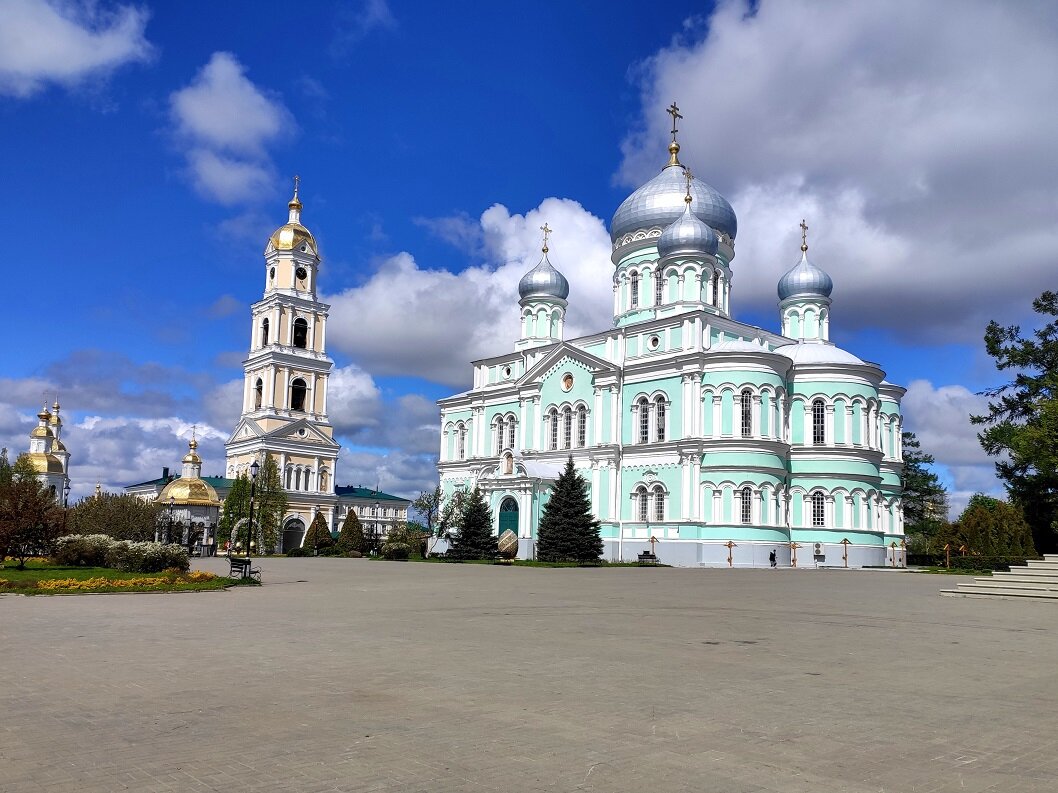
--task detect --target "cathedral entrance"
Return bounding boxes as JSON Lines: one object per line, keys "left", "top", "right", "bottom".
{"left": 499, "top": 497, "right": 519, "bottom": 536}
{"left": 282, "top": 518, "right": 306, "bottom": 553}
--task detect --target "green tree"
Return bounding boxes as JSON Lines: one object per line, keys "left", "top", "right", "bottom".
{"left": 413, "top": 487, "right": 442, "bottom": 536}
{"left": 219, "top": 474, "right": 250, "bottom": 548}
{"left": 251, "top": 454, "right": 287, "bottom": 554}
{"left": 336, "top": 510, "right": 366, "bottom": 554}
{"left": 303, "top": 511, "right": 334, "bottom": 553}
{"left": 972, "top": 290, "right": 1058, "bottom": 552}
{"left": 67, "top": 493, "right": 159, "bottom": 541}
{"left": 438, "top": 487, "right": 470, "bottom": 539}
{"left": 536, "top": 456, "right": 603, "bottom": 563}
{"left": 381, "top": 521, "right": 415, "bottom": 560}
{"left": 935, "top": 494, "right": 1036, "bottom": 557}
{"left": 0, "top": 454, "right": 62, "bottom": 568}
{"left": 450, "top": 487, "right": 497, "bottom": 560}
{"left": 900, "top": 432, "right": 950, "bottom": 552}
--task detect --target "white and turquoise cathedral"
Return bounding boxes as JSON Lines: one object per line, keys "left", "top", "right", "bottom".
{"left": 438, "top": 110, "right": 906, "bottom": 567}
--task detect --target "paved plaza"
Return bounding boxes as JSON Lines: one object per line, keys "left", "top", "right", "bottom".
{"left": 2, "top": 559, "right": 1057, "bottom": 793}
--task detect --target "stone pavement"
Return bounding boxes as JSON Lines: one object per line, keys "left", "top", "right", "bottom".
{"left": 2, "top": 559, "right": 1057, "bottom": 792}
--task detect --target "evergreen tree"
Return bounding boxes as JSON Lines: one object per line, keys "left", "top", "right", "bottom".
{"left": 303, "top": 511, "right": 334, "bottom": 553}
{"left": 336, "top": 510, "right": 366, "bottom": 553}
{"left": 900, "top": 432, "right": 950, "bottom": 551}
{"left": 450, "top": 487, "right": 497, "bottom": 560}
{"left": 536, "top": 456, "right": 603, "bottom": 563}
{"left": 253, "top": 453, "right": 287, "bottom": 554}
{"left": 972, "top": 290, "right": 1058, "bottom": 552}
{"left": 935, "top": 494, "right": 1036, "bottom": 556}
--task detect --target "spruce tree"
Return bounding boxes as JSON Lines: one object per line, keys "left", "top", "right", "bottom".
{"left": 536, "top": 456, "right": 603, "bottom": 563}
{"left": 450, "top": 487, "right": 497, "bottom": 559}
{"left": 304, "top": 512, "right": 334, "bottom": 553}
{"left": 336, "top": 511, "right": 366, "bottom": 554}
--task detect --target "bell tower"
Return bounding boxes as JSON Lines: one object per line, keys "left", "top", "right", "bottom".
{"left": 225, "top": 178, "right": 341, "bottom": 547}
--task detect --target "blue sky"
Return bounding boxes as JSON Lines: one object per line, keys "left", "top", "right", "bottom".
{"left": 3, "top": 0, "right": 1057, "bottom": 514}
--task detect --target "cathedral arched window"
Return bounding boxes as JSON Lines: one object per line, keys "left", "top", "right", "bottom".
{"left": 630, "top": 271, "right": 639, "bottom": 308}
{"left": 294, "top": 468, "right": 302, "bottom": 490}
{"left": 655, "top": 397, "right": 666, "bottom": 442}
{"left": 457, "top": 424, "right": 467, "bottom": 460}
{"left": 812, "top": 399, "right": 826, "bottom": 445}
{"left": 290, "top": 378, "right": 307, "bottom": 412}
{"left": 654, "top": 268, "right": 664, "bottom": 305}
{"left": 741, "top": 389, "right": 753, "bottom": 438}
{"left": 712, "top": 272, "right": 720, "bottom": 306}
{"left": 495, "top": 418, "right": 505, "bottom": 456}
{"left": 653, "top": 486, "right": 665, "bottom": 521}
{"left": 811, "top": 491, "right": 826, "bottom": 527}
{"left": 548, "top": 409, "right": 559, "bottom": 451}
{"left": 293, "top": 318, "right": 308, "bottom": 349}
{"left": 637, "top": 397, "right": 650, "bottom": 444}
{"left": 254, "top": 378, "right": 263, "bottom": 410}
{"left": 261, "top": 318, "right": 269, "bottom": 346}
{"left": 507, "top": 418, "right": 515, "bottom": 451}
{"left": 562, "top": 407, "right": 573, "bottom": 449}
{"left": 285, "top": 466, "right": 293, "bottom": 489}
{"left": 740, "top": 486, "right": 752, "bottom": 524}
{"left": 576, "top": 406, "right": 587, "bottom": 447}
{"left": 636, "top": 487, "right": 649, "bottom": 522}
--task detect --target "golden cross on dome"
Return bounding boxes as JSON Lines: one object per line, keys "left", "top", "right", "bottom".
{"left": 800, "top": 219, "right": 809, "bottom": 252}
{"left": 667, "top": 101, "right": 683, "bottom": 140}
{"left": 191, "top": 423, "right": 197, "bottom": 441}
{"left": 293, "top": 174, "right": 300, "bottom": 198}
{"left": 683, "top": 168, "right": 694, "bottom": 203}
{"left": 540, "top": 222, "right": 552, "bottom": 253}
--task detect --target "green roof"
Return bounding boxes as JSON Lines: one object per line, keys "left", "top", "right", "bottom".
{"left": 127, "top": 475, "right": 234, "bottom": 489}
{"left": 335, "top": 486, "right": 410, "bottom": 503}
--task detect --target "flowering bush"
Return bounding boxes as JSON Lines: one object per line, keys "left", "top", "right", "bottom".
{"left": 52, "top": 534, "right": 115, "bottom": 566}
{"left": 105, "top": 540, "right": 190, "bottom": 573}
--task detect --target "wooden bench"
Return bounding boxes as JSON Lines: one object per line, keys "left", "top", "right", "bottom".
{"left": 228, "top": 557, "right": 261, "bottom": 581}
{"left": 637, "top": 551, "right": 657, "bottom": 565}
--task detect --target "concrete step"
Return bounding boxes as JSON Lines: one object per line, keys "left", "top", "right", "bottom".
{"left": 1025, "top": 560, "right": 1058, "bottom": 570}
{"left": 992, "top": 572, "right": 1058, "bottom": 584}
{"left": 972, "top": 577, "right": 1058, "bottom": 590}
{"left": 941, "top": 585, "right": 1058, "bottom": 600}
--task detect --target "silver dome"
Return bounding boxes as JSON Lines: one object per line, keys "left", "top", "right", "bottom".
{"left": 777, "top": 251, "right": 833, "bottom": 300}
{"left": 518, "top": 253, "right": 569, "bottom": 300}
{"left": 611, "top": 164, "right": 737, "bottom": 243}
{"left": 657, "top": 200, "right": 718, "bottom": 258}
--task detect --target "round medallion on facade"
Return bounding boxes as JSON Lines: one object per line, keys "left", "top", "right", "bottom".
{"left": 561, "top": 373, "right": 574, "bottom": 391}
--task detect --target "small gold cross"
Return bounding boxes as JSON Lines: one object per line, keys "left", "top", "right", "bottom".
{"left": 667, "top": 101, "right": 683, "bottom": 139}
{"left": 541, "top": 222, "right": 552, "bottom": 252}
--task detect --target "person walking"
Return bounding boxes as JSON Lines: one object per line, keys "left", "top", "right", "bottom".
{"left": 769, "top": 549, "right": 777, "bottom": 568}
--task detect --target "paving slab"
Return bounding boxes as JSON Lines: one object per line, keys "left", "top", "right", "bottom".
{"left": 1, "top": 559, "right": 1056, "bottom": 792}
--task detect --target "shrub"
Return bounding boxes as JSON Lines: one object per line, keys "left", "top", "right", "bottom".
{"left": 951, "top": 555, "right": 1035, "bottom": 572}
{"left": 105, "top": 540, "right": 189, "bottom": 573}
{"left": 344, "top": 550, "right": 362, "bottom": 558}
{"left": 285, "top": 547, "right": 308, "bottom": 557}
{"left": 52, "top": 534, "right": 115, "bottom": 566}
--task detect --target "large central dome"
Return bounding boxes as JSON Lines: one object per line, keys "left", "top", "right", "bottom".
{"left": 611, "top": 160, "right": 737, "bottom": 244}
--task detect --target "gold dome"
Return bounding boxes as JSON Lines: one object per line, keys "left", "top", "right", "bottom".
{"left": 30, "top": 425, "right": 54, "bottom": 439}
{"left": 28, "top": 452, "right": 64, "bottom": 474}
{"left": 158, "top": 476, "right": 221, "bottom": 507}
{"left": 268, "top": 222, "right": 317, "bottom": 254}
{"left": 182, "top": 437, "right": 202, "bottom": 465}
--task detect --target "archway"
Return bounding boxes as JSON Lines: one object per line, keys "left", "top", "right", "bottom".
{"left": 282, "top": 518, "right": 306, "bottom": 553}
{"left": 499, "top": 496, "right": 519, "bottom": 537}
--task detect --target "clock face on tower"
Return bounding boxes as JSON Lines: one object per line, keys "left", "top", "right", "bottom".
{"left": 296, "top": 267, "right": 307, "bottom": 282}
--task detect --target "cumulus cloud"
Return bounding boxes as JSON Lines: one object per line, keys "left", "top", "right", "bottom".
{"left": 169, "top": 52, "right": 293, "bottom": 204}
{"left": 326, "top": 197, "right": 613, "bottom": 386}
{"left": 0, "top": 0, "right": 153, "bottom": 97}
{"left": 620, "top": 0, "right": 1058, "bottom": 340}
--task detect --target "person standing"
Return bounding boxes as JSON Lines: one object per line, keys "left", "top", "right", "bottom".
{"left": 769, "top": 549, "right": 777, "bottom": 568}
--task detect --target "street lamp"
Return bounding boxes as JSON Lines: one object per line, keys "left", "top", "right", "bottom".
{"left": 313, "top": 504, "right": 321, "bottom": 556}
{"left": 246, "top": 459, "right": 260, "bottom": 560}
{"left": 62, "top": 480, "right": 71, "bottom": 535}
{"left": 166, "top": 496, "right": 175, "bottom": 545}
{"left": 374, "top": 500, "right": 381, "bottom": 555}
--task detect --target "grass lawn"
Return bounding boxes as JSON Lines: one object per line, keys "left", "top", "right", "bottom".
{"left": 912, "top": 566, "right": 993, "bottom": 576}
{"left": 0, "top": 560, "right": 253, "bottom": 595}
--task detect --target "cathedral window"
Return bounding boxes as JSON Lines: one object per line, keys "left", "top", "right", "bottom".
{"left": 637, "top": 397, "right": 649, "bottom": 444}
{"left": 495, "top": 419, "right": 504, "bottom": 456}
{"left": 712, "top": 272, "right": 719, "bottom": 306}
{"left": 548, "top": 409, "right": 559, "bottom": 451}
{"left": 637, "top": 488, "right": 649, "bottom": 522}
{"left": 653, "top": 486, "right": 665, "bottom": 521}
{"left": 812, "top": 399, "right": 826, "bottom": 445}
{"left": 576, "top": 406, "right": 587, "bottom": 447}
{"left": 741, "top": 389, "right": 753, "bottom": 438}
{"left": 655, "top": 397, "right": 666, "bottom": 442}
{"left": 254, "top": 378, "right": 263, "bottom": 410}
{"left": 630, "top": 271, "right": 639, "bottom": 308}
{"left": 562, "top": 407, "right": 572, "bottom": 449}
{"left": 740, "top": 487, "right": 752, "bottom": 524}
{"left": 261, "top": 319, "right": 269, "bottom": 346}
{"left": 457, "top": 425, "right": 467, "bottom": 460}
{"left": 294, "top": 468, "right": 302, "bottom": 490}
{"left": 290, "top": 378, "right": 307, "bottom": 412}
{"left": 507, "top": 418, "right": 515, "bottom": 451}
{"left": 654, "top": 268, "right": 663, "bottom": 305}
{"left": 293, "top": 318, "right": 309, "bottom": 349}
{"left": 811, "top": 492, "right": 826, "bottom": 527}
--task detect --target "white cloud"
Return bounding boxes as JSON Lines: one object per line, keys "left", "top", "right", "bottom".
{"left": 326, "top": 197, "right": 613, "bottom": 386}
{"left": 331, "top": 0, "right": 397, "bottom": 56}
{"left": 169, "top": 52, "right": 292, "bottom": 205}
{"left": 620, "top": 0, "right": 1058, "bottom": 340}
{"left": 0, "top": 0, "right": 153, "bottom": 97}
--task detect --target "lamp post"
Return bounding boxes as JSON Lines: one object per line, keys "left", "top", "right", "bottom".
{"left": 62, "top": 481, "right": 71, "bottom": 535}
{"left": 166, "top": 496, "right": 175, "bottom": 545}
{"left": 313, "top": 504, "right": 321, "bottom": 556}
{"left": 247, "top": 459, "right": 260, "bottom": 560}
{"left": 373, "top": 500, "right": 381, "bottom": 555}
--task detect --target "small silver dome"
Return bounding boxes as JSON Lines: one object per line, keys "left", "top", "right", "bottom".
{"left": 657, "top": 200, "right": 718, "bottom": 258}
{"left": 778, "top": 251, "right": 833, "bottom": 300}
{"left": 611, "top": 164, "right": 737, "bottom": 243}
{"left": 518, "top": 253, "right": 569, "bottom": 300}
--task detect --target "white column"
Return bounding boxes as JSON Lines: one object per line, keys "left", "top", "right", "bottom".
{"left": 691, "top": 377, "right": 702, "bottom": 436}
{"left": 609, "top": 386, "right": 619, "bottom": 444}
{"left": 752, "top": 394, "right": 762, "bottom": 439}
{"left": 532, "top": 397, "right": 541, "bottom": 450}
{"left": 712, "top": 395, "right": 722, "bottom": 438}
{"left": 321, "top": 373, "right": 329, "bottom": 417}
{"left": 825, "top": 405, "right": 835, "bottom": 446}
{"left": 608, "top": 464, "right": 619, "bottom": 524}
{"left": 593, "top": 388, "right": 603, "bottom": 445}
{"left": 680, "top": 456, "right": 691, "bottom": 519}
{"left": 591, "top": 462, "right": 601, "bottom": 517}
{"left": 519, "top": 398, "right": 527, "bottom": 451}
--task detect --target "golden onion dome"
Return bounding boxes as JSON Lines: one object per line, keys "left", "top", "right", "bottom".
{"left": 182, "top": 437, "right": 202, "bottom": 465}
{"left": 30, "top": 425, "right": 54, "bottom": 439}
{"left": 54, "top": 440, "right": 67, "bottom": 452}
{"left": 158, "top": 476, "right": 221, "bottom": 507}
{"left": 268, "top": 222, "right": 317, "bottom": 255}
{"left": 28, "top": 452, "right": 64, "bottom": 474}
